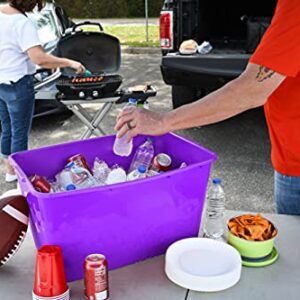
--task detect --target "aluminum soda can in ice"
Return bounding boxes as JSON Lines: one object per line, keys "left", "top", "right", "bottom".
{"left": 67, "top": 154, "right": 91, "bottom": 173}
{"left": 31, "top": 174, "right": 51, "bottom": 193}
{"left": 151, "top": 153, "right": 172, "bottom": 172}
{"left": 84, "top": 254, "right": 109, "bottom": 300}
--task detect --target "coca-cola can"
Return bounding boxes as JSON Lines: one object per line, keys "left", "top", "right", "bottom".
{"left": 31, "top": 174, "right": 51, "bottom": 193}
{"left": 67, "top": 154, "right": 91, "bottom": 173}
{"left": 152, "top": 153, "right": 172, "bottom": 172}
{"left": 84, "top": 254, "right": 109, "bottom": 300}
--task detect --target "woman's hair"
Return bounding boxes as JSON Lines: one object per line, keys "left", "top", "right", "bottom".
{"left": 8, "top": 0, "right": 45, "bottom": 13}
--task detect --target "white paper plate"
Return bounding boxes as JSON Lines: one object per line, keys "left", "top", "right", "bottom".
{"left": 165, "top": 238, "right": 242, "bottom": 292}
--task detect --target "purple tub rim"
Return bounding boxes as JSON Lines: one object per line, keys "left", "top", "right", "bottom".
{"left": 9, "top": 132, "right": 218, "bottom": 197}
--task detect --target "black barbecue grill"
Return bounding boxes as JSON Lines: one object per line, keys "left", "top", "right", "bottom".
{"left": 57, "top": 74, "right": 123, "bottom": 100}
{"left": 55, "top": 22, "right": 124, "bottom": 100}
{"left": 49, "top": 21, "right": 157, "bottom": 139}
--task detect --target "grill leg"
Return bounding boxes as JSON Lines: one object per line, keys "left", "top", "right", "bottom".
{"left": 81, "top": 102, "right": 114, "bottom": 139}
{"left": 74, "top": 104, "right": 106, "bottom": 137}
{"left": 67, "top": 104, "right": 103, "bottom": 139}
{"left": 75, "top": 104, "right": 94, "bottom": 122}
{"left": 73, "top": 104, "right": 106, "bottom": 135}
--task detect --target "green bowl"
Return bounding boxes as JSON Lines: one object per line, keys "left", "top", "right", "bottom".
{"left": 227, "top": 218, "right": 278, "bottom": 259}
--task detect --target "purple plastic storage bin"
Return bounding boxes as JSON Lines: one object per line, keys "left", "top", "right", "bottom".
{"left": 10, "top": 133, "right": 216, "bottom": 282}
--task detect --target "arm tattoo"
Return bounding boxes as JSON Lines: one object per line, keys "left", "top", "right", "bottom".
{"left": 256, "top": 66, "right": 275, "bottom": 82}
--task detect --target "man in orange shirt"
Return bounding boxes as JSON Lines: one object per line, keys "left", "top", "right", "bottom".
{"left": 115, "top": 0, "right": 300, "bottom": 215}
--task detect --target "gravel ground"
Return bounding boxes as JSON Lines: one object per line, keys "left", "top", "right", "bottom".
{"left": 0, "top": 54, "right": 275, "bottom": 213}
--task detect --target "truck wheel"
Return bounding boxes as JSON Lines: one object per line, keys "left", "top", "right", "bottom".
{"left": 172, "top": 85, "right": 206, "bottom": 109}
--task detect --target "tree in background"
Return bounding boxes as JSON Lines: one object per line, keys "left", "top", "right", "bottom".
{"left": 55, "top": 0, "right": 163, "bottom": 18}
{"left": 148, "top": 0, "right": 164, "bottom": 17}
{"left": 127, "top": 0, "right": 144, "bottom": 17}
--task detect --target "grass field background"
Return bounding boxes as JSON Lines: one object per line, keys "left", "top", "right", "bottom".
{"left": 82, "top": 24, "right": 160, "bottom": 47}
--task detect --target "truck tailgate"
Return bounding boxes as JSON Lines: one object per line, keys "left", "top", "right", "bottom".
{"left": 161, "top": 52, "right": 250, "bottom": 87}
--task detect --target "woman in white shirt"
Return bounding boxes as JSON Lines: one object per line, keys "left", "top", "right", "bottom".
{"left": 0, "top": 0, "right": 85, "bottom": 182}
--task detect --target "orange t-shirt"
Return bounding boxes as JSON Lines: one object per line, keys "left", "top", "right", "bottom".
{"left": 250, "top": 0, "right": 300, "bottom": 176}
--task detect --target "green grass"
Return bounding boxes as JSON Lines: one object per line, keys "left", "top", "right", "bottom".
{"left": 103, "top": 25, "right": 159, "bottom": 47}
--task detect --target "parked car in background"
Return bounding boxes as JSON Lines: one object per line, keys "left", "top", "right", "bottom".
{"left": 29, "top": 2, "right": 74, "bottom": 117}
{"left": 159, "top": 0, "right": 277, "bottom": 108}
{"left": 0, "top": 1, "right": 74, "bottom": 117}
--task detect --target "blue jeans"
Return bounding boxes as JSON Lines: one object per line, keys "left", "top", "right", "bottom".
{"left": 275, "top": 171, "right": 300, "bottom": 215}
{"left": 0, "top": 75, "right": 35, "bottom": 158}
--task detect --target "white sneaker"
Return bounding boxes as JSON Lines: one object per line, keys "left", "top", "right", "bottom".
{"left": 5, "top": 173, "right": 18, "bottom": 183}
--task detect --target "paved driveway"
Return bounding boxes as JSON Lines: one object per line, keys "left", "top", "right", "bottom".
{"left": 0, "top": 54, "right": 275, "bottom": 213}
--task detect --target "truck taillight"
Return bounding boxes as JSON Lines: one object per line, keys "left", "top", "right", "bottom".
{"left": 160, "top": 11, "right": 173, "bottom": 50}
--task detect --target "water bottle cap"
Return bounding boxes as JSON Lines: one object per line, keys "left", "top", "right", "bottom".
{"left": 128, "top": 98, "right": 137, "bottom": 104}
{"left": 213, "top": 178, "right": 221, "bottom": 185}
{"left": 138, "top": 165, "right": 147, "bottom": 173}
{"left": 66, "top": 162, "right": 75, "bottom": 168}
{"left": 66, "top": 184, "right": 76, "bottom": 191}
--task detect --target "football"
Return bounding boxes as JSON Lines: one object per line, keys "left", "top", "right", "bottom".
{"left": 0, "top": 195, "right": 29, "bottom": 266}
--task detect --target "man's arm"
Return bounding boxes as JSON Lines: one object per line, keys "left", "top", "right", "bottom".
{"left": 115, "top": 63, "right": 285, "bottom": 139}
{"left": 165, "top": 63, "right": 285, "bottom": 131}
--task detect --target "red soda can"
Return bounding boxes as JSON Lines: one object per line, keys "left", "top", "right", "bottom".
{"left": 67, "top": 154, "right": 91, "bottom": 173}
{"left": 152, "top": 153, "right": 172, "bottom": 172}
{"left": 84, "top": 254, "right": 109, "bottom": 300}
{"left": 31, "top": 174, "right": 51, "bottom": 193}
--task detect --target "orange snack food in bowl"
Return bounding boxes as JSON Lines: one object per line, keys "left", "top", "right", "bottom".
{"left": 228, "top": 214, "right": 277, "bottom": 241}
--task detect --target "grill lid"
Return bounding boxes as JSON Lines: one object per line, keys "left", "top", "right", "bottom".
{"left": 55, "top": 22, "right": 121, "bottom": 76}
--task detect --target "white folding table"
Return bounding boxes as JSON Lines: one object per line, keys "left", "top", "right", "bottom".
{"left": 1, "top": 211, "right": 299, "bottom": 300}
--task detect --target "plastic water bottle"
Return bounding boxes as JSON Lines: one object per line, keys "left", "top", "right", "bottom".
{"left": 69, "top": 162, "right": 97, "bottom": 190}
{"left": 50, "top": 181, "right": 64, "bottom": 193}
{"left": 128, "top": 138, "right": 155, "bottom": 173}
{"left": 113, "top": 98, "right": 137, "bottom": 157}
{"left": 93, "top": 158, "right": 111, "bottom": 185}
{"left": 105, "top": 165, "right": 127, "bottom": 185}
{"left": 203, "top": 178, "right": 226, "bottom": 239}
{"left": 56, "top": 166, "right": 76, "bottom": 191}
{"left": 127, "top": 165, "right": 147, "bottom": 181}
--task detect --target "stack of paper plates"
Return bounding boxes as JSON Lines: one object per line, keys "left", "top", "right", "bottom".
{"left": 165, "top": 238, "right": 242, "bottom": 292}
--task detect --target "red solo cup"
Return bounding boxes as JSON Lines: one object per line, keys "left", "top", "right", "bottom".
{"left": 33, "top": 245, "right": 68, "bottom": 298}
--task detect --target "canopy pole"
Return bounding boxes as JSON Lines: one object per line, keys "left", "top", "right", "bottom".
{"left": 145, "top": 0, "right": 149, "bottom": 42}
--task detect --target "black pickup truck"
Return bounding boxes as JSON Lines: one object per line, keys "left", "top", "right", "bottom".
{"left": 159, "top": 0, "right": 277, "bottom": 108}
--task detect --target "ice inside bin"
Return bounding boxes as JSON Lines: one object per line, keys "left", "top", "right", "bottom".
{"left": 10, "top": 133, "right": 217, "bottom": 281}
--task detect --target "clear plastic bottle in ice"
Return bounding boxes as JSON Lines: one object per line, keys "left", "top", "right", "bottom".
{"left": 106, "top": 165, "right": 127, "bottom": 185}
{"left": 50, "top": 181, "right": 65, "bottom": 193}
{"left": 56, "top": 165, "right": 76, "bottom": 191}
{"left": 93, "top": 158, "right": 111, "bottom": 185}
{"left": 128, "top": 138, "right": 155, "bottom": 173}
{"left": 127, "top": 165, "right": 147, "bottom": 181}
{"left": 203, "top": 178, "right": 226, "bottom": 239}
{"left": 113, "top": 98, "right": 137, "bottom": 157}
{"left": 69, "top": 162, "right": 97, "bottom": 190}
